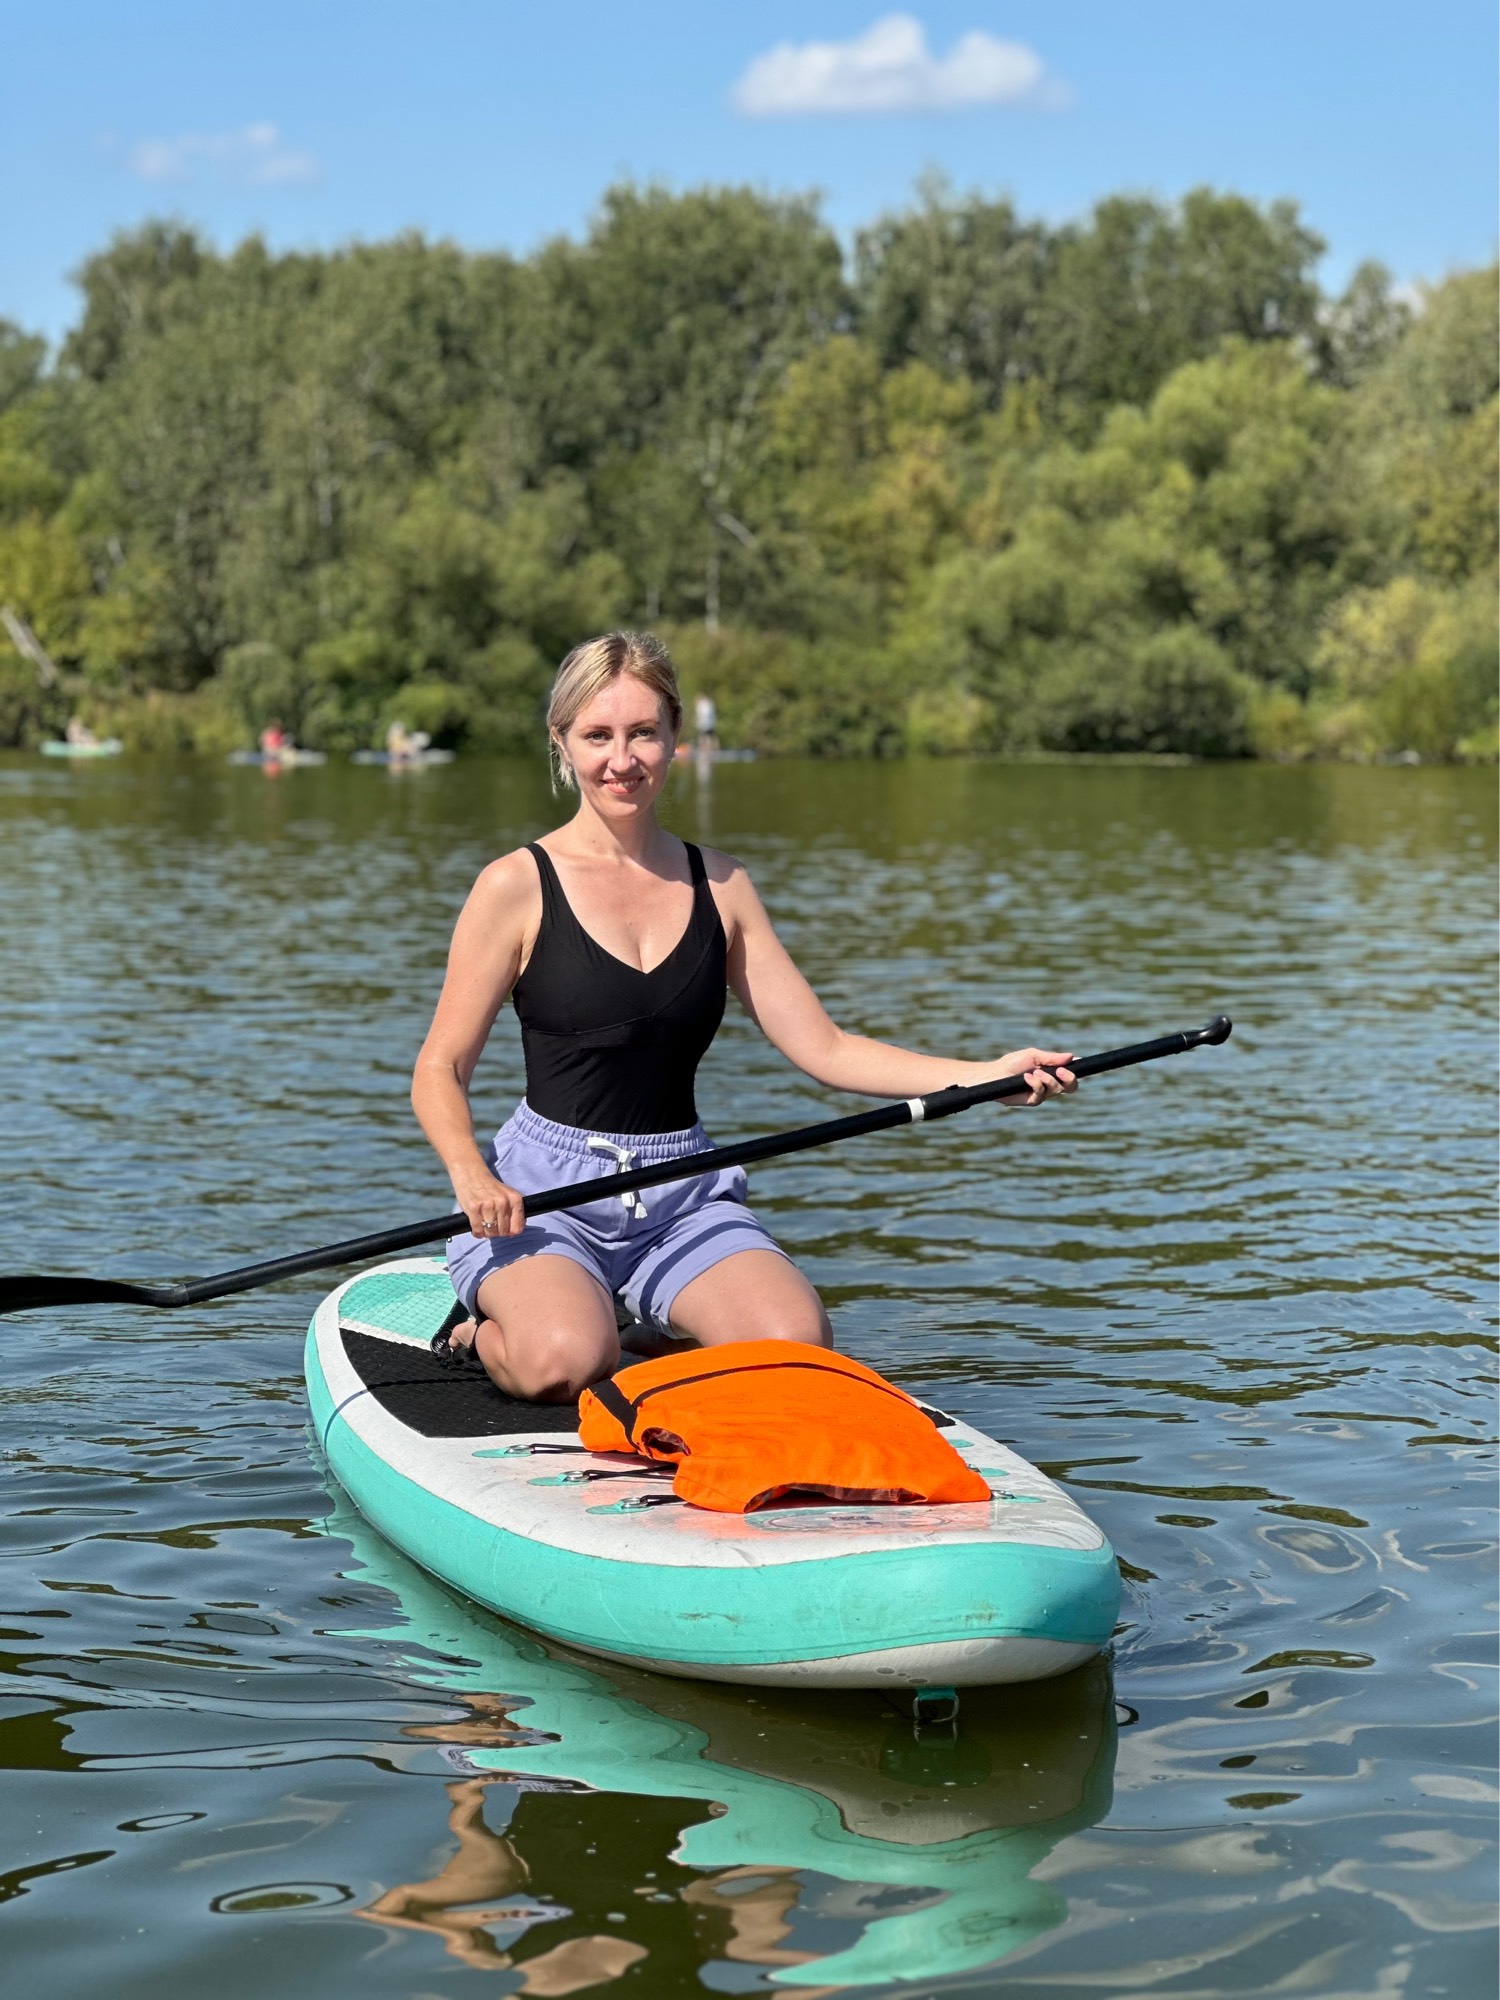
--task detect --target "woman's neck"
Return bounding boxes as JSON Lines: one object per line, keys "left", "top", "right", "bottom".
{"left": 562, "top": 798, "right": 672, "bottom": 867}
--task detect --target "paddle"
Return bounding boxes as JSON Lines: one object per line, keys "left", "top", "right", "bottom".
{"left": 0, "top": 1016, "right": 1230, "bottom": 1316}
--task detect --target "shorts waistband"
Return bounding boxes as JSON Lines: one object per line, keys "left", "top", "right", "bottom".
{"left": 505, "top": 1099, "right": 711, "bottom": 1162}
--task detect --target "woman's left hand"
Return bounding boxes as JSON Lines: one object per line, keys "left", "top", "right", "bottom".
{"left": 994, "top": 1048, "right": 1078, "bottom": 1105}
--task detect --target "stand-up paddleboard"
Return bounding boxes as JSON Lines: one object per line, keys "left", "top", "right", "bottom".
{"left": 350, "top": 746, "right": 455, "bottom": 767}
{"left": 307, "top": 1256, "right": 1120, "bottom": 1690}
{"left": 41, "top": 738, "right": 122, "bottom": 758}
{"left": 226, "top": 747, "right": 327, "bottom": 767}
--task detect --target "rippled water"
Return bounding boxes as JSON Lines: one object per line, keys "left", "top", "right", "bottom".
{"left": 2, "top": 753, "right": 1494, "bottom": 1997}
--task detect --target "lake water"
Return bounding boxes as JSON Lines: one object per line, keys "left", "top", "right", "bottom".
{"left": 1, "top": 752, "right": 1494, "bottom": 1998}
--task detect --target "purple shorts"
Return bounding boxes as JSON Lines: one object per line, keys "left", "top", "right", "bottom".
{"left": 446, "top": 1101, "right": 789, "bottom": 1325}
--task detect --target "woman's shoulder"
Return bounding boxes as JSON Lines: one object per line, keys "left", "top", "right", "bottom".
{"left": 467, "top": 845, "right": 545, "bottom": 912}
{"left": 690, "top": 841, "right": 750, "bottom": 890}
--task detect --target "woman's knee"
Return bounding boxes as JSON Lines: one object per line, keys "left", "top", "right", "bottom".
{"left": 754, "top": 1306, "right": 833, "bottom": 1347}
{"left": 668, "top": 1255, "right": 833, "bottom": 1349}
{"left": 707, "top": 1286, "right": 833, "bottom": 1347}
{"left": 488, "top": 1320, "right": 617, "bottom": 1402}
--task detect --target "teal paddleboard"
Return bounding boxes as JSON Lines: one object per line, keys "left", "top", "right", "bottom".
{"left": 307, "top": 1257, "right": 1120, "bottom": 1690}
{"left": 41, "top": 738, "right": 122, "bottom": 757}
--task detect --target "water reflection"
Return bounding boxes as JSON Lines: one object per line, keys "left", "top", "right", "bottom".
{"left": 322, "top": 1493, "right": 1117, "bottom": 1989}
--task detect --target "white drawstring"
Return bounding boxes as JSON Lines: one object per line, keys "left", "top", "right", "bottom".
{"left": 586, "top": 1137, "right": 648, "bottom": 1220}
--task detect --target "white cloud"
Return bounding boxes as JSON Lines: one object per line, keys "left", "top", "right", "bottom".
{"left": 125, "top": 122, "right": 320, "bottom": 188}
{"left": 732, "top": 14, "right": 1066, "bottom": 118}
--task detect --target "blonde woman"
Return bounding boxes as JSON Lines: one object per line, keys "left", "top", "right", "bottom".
{"left": 413, "top": 632, "right": 1075, "bottom": 1402}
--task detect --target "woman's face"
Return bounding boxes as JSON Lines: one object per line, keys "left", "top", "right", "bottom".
{"left": 558, "top": 674, "right": 676, "bottom": 818}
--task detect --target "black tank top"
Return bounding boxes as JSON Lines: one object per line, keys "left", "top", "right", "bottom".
{"left": 513, "top": 842, "right": 727, "bottom": 1134}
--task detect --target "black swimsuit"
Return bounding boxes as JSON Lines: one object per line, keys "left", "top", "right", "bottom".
{"left": 514, "top": 843, "right": 727, "bottom": 1134}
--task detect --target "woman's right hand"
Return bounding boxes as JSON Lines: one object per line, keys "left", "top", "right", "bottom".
{"left": 449, "top": 1161, "right": 527, "bottom": 1240}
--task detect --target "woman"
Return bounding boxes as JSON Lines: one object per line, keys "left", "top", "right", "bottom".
{"left": 413, "top": 632, "right": 1075, "bottom": 1403}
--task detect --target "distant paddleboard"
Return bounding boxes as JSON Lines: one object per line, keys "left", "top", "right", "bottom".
{"left": 351, "top": 747, "right": 456, "bottom": 767}
{"left": 41, "top": 739, "right": 122, "bottom": 758}
{"left": 306, "top": 1256, "right": 1121, "bottom": 1691}
{"left": 227, "top": 748, "right": 327, "bottom": 767}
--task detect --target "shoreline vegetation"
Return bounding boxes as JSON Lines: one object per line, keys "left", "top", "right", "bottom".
{"left": 0, "top": 181, "right": 1494, "bottom": 763}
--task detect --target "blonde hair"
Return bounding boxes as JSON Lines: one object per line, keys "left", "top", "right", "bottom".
{"left": 546, "top": 631, "right": 683, "bottom": 790}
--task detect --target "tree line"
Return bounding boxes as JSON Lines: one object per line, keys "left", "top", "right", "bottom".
{"left": 0, "top": 180, "right": 1493, "bottom": 760}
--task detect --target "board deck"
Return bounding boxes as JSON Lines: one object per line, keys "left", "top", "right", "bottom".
{"left": 307, "top": 1257, "right": 1120, "bottom": 1688}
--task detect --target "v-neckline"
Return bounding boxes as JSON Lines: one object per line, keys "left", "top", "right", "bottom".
{"left": 538, "top": 845, "right": 699, "bottom": 979}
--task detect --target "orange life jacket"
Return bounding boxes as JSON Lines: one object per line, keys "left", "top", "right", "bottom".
{"left": 577, "top": 1339, "right": 992, "bottom": 1515}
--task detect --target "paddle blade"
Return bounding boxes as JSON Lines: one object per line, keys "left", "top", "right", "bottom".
{"left": 0, "top": 1274, "right": 186, "bottom": 1314}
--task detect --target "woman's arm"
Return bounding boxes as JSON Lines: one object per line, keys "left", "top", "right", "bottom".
{"left": 411, "top": 852, "right": 538, "bottom": 1236}
{"left": 719, "top": 861, "right": 1075, "bottom": 1104}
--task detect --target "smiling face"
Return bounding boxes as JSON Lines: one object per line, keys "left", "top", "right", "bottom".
{"left": 555, "top": 671, "right": 676, "bottom": 821}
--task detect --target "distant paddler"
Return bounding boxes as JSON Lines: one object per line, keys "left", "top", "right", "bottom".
{"left": 385, "top": 720, "right": 431, "bottom": 768}
{"left": 693, "top": 689, "right": 718, "bottom": 761}
{"left": 257, "top": 719, "right": 296, "bottom": 769}
{"left": 43, "top": 717, "right": 122, "bottom": 758}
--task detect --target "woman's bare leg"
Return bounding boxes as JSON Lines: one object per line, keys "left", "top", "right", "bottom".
{"left": 667, "top": 1250, "right": 831, "bottom": 1349}
{"left": 449, "top": 1256, "right": 619, "bottom": 1402}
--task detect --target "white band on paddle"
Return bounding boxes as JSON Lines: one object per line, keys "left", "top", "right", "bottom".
{"left": 906, "top": 1097, "right": 927, "bottom": 1123}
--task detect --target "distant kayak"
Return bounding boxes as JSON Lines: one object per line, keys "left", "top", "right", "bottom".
{"left": 227, "top": 748, "right": 327, "bottom": 768}
{"left": 351, "top": 747, "right": 455, "bottom": 767}
{"left": 41, "top": 739, "right": 122, "bottom": 759}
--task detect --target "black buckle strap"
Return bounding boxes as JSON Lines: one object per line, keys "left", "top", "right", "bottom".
{"left": 588, "top": 1374, "right": 640, "bottom": 1443}
{"left": 595, "top": 1355, "right": 933, "bottom": 1445}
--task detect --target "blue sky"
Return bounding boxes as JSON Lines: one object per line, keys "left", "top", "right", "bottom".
{"left": 3, "top": 1, "right": 1495, "bottom": 345}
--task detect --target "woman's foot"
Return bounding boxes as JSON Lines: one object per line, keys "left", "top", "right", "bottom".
{"left": 452, "top": 1317, "right": 498, "bottom": 1365}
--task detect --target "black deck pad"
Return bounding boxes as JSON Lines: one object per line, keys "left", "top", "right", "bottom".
{"left": 339, "top": 1325, "right": 582, "bottom": 1437}
{"left": 337, "top": 1323, "right": 956, "bottom": 1441}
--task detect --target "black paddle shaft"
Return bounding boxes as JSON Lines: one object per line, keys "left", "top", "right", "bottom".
{"left": 0, "top": 1016, "right": 1230, "bottom": 1315}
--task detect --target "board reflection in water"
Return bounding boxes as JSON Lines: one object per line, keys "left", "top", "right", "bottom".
{"left": 320, "top": 1492, "right": 1117, "bottom": 1988}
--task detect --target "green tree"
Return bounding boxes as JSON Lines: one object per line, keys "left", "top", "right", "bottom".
{"left": 62, "top": 221, "right": 210, "bottom": 383}
{"left": 1316, "top": 260, "right": 1412, "bottom": 387}
{"left": 1311, "top": 574, "right": 1497, "bottom": 760}
{"left": 0, "top": 321, "right": 47, "bottom": 414}
{"left": 901, "top": 341, "right": 1348, "bottom": 747}
{"left": 1037, "top": 189, "right": 1324, "bottom": 418}
{"left": 854, "top": 176, "right": 1053, "bottom": 402}
{"left": 527, "top": 184, "right": 848, "bottom": 626}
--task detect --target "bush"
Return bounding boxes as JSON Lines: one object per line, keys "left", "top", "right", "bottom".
{"left": 212, "top": 641, "right": 307, "bottom": 741}
{"left": 1312, "top": 574, "right": 1498, "bottom": 760}
{"left": 1246, "top": 686, "right": 1317, "bottom": 760}
{"left": 905, "top": 681, "right": 992, "bottom": 753}
{"left": 662, "top": 623, "right": 910, "bottom": 757}
{"left": 0, "top": 654, "right": 65, "bottom": 746}
{"left": 94, "top": 687, "right": 239, "bottom": 753}
{"left": 1033, "top": 627, "right": 1251, "bottom": 756}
